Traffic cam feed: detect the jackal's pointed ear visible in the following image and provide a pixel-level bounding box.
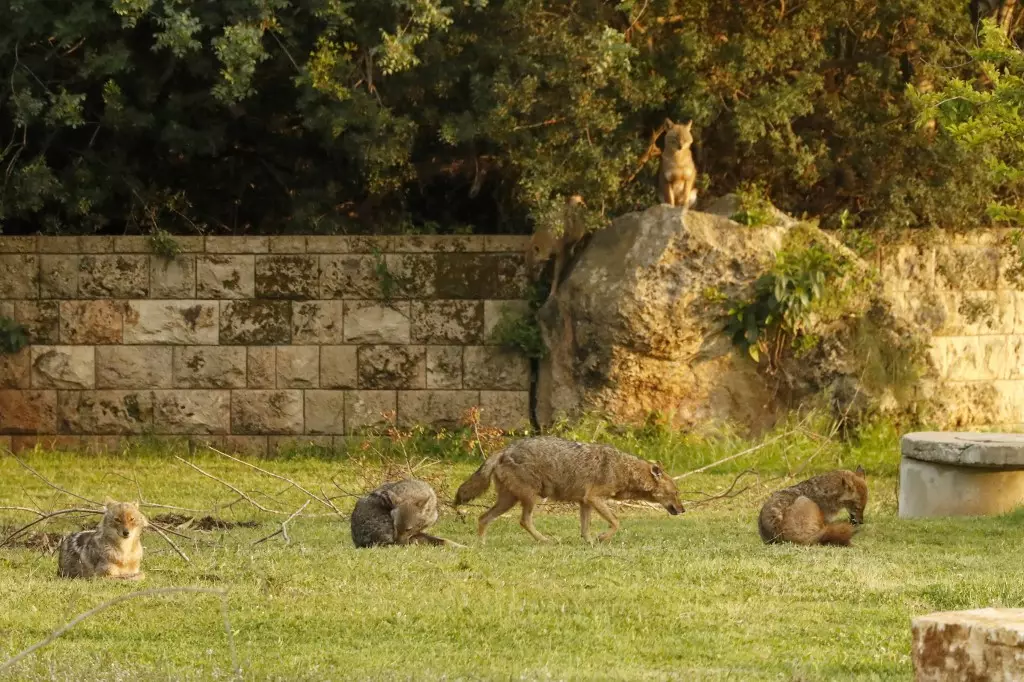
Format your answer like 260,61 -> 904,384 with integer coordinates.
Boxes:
663,118 -> 674,129
684,120 -> 693,130
650,463 -> 663,479
855,465 -> 866,478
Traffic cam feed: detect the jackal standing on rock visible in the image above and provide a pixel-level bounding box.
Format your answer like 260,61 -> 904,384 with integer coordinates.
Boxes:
758,468 -> 868,546
454,436 -> 684,544
58,500 -> 148,579
351,479 -> 464,548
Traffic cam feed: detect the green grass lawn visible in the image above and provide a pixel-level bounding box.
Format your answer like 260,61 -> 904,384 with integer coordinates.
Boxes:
1,442 -> 1023,681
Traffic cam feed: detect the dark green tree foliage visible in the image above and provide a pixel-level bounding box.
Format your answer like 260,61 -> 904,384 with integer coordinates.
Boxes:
0,0 -> 1001,236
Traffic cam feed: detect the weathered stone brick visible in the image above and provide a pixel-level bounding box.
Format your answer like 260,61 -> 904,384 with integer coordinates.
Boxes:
219,300 -> 290,345
344,390 -> 397,432
123,301 -> 218,344
60,301 -> 122,344
220,435 -> 269,457
270,435 -> 334,455
112,236 -> 150,253
347,236 -> 392,253
58,390 -> 154,434
483,300 -> 531,342
196,255 -> 255,299
277,346 -> 319,388
269,236 -> 307,253
172,346 -> 246,388
343,301 -> 410,344
484,235 -> 531,252
255,255 -> 319,299
151,255 -> 196,298
935,245 -> 999,291
397,390 -> 480,429
304,391 -> 346,434
912,608 -> 1024,682
31,346 -> 96,389
358,345 -> 426,389
304,236 -> 350,253
0,255 -> 39,298
392,235 -> 484,253
0,348 -> 31,389
320,254 -> 383,299
320,345 -> 357,389
432,253 -> 527,299
153,390 -> 230,434
384,254 -> 436,298
78,236 -> 115,253
16,301 -> 59,344
292,301 -> 344,344
205,236 -> 270,253
247,347 -> 276,388
0,236 -> 37,253
78,255 -> 149,298
411,301 -> 483,344
426,346 -> 463,389
38,236 -> 79,253
0,390 -> 58,434
39,255 -> 79,298
96,346 -> 174,389
480,391 -> 531,431
231,390 -> 303,434
463,346 -> 531,390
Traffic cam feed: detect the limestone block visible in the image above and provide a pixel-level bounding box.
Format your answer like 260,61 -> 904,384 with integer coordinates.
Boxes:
30,346 -> 95,389
40,255 -> 79,298
219,300 -> 291,345
426,346 -> 463,389
150,255 -> 196,298
480,391 -> 531,431
255,255 -> 319,299
344,390 -> 397,432
899,456 -> 1024,518
124,301 -> 218,344
60,301 -> 121,344
172,346 -> 246,388
0,348 -> 30,388
0,255 -> 39,298
16,301 -> 59,344
276,346 -> 319,388
1007,337 -> 1024,381
392,235 -> 484,253
292,301 -> 344,344
220,435 -> 269,457
483,300 -> 530,342
305,236 -> 350,253
205,236 -> 270,253
153,390 -> 230,434
935,245 -> 999,290
902,431 -> 1024,468
411,301 -> 484,344
357,345 -> 426,389
58,390 -> 154,434
0,390 -> 57,434
78,236 -> 115,252
346,236 -> 391,253
484,235 -> 531,252
0,236 -> 37,252
397,390 -> 480,428
304,390 -> 346,434
247,347 -> 276,388
320,254 -> 382,298
270,435 -> 334,455
943,337 -> 997,382
231,390 -> 303,434
464,346 -> 530,390
78,255 -> 149,298
269,236 -> 307,253
384,254 -> 437,298
320,345 -> 358,389
112,236 -> 149,253
38,236 -> 79,253
343,301 -> 410,344
912,608 -> 1024,682
433,253 -> 528,299
95,346 -> 173,389
1015,293 -> 1024,334
196,255 -> 255,299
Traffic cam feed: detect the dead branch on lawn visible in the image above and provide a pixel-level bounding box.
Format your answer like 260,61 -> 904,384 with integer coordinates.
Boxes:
204,445 -> 337,513
147,523 -> 191,563
673,431 -> 792,480
685,469 -> 761,508
0,508 -> 101,548
252,500 -> 310,546
0,587 -> 238,676
174,456 -> 286,515
5,452 -> 100,507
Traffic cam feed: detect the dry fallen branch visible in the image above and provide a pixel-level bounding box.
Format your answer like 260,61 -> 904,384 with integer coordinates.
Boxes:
174,456 -> 285,515
204,446 -> 336,513
5,452 -> 100,507
685,469 -> 762,508
0,508 -> 101,548
674,431 -> 792,481
147,523 -> 191,563
0,587 -> 238,676
253,500 -> 310,546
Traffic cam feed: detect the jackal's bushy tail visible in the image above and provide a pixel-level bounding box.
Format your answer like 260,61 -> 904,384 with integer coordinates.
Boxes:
816,522 -> 855,546
454,451 -> 503,505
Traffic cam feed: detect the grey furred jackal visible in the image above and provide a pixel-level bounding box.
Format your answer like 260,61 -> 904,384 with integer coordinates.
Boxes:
351,479 -> 464,548
526,194 -> 588,302
58,500 -> 148,579
454,436 -> 684,544
758,468 -> 868,546
657,119 -> 698,208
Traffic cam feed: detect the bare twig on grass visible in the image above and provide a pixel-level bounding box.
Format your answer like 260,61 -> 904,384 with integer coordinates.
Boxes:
685,469 -> 761,509
147,524 -> 191,563
673,431 -> 792,480
174,456 -> 285,515
0,506 -> 47,517
5,452 -> 100,507
204,446 -> 337,513
0,587 -> 238,676
0,508 -> 101,548
252,500 -> 310,546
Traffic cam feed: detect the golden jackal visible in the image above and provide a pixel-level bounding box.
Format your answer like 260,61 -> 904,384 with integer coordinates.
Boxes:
657,119 -> 698,208
454,436 -> 684,544
58,500 -> 148,579
351,479 -> 464,548
758,468 -> 868,546
526,194 -> 588,302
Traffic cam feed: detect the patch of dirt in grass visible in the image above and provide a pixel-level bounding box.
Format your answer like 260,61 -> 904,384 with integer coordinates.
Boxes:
152,513 -> 260,531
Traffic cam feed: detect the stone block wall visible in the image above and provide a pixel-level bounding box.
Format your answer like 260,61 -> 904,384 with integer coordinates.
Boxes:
0,234 -> 533,455
879,229 -> 1024,428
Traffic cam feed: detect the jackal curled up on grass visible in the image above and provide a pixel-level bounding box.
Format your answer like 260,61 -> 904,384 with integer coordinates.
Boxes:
58,500 -> 148,579
351,479 -> 464,548
454,436 -> 685,544
758,467 -> 868,546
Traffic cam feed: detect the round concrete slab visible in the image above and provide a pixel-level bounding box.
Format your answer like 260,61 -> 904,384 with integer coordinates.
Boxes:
902,431 -> 1024,469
